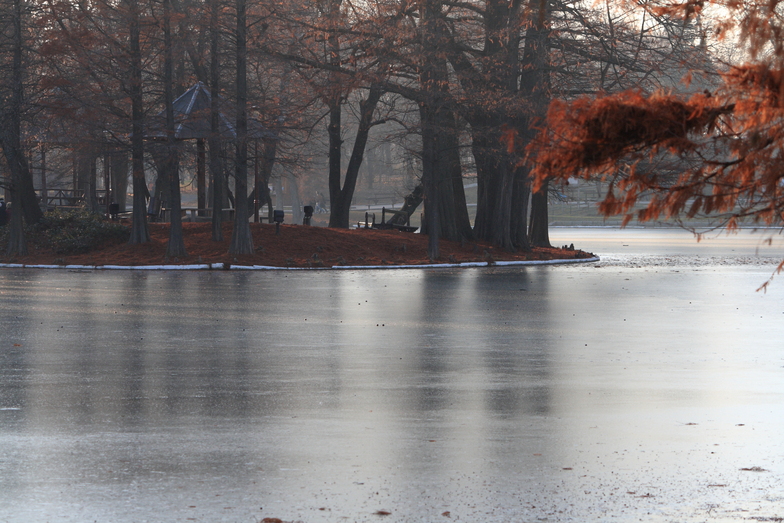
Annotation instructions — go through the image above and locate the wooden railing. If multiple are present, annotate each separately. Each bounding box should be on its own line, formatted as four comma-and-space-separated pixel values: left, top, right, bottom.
42, 189, 85, 209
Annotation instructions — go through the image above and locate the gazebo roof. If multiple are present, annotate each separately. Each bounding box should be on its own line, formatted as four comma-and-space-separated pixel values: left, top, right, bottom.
147, 82, 276, 141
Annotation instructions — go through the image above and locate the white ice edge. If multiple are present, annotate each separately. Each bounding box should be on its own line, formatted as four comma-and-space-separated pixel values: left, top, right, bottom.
0, 257, 600, 271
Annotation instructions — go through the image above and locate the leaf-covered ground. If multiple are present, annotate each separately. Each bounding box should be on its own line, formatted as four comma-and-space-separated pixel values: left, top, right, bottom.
0, 222, 594, 267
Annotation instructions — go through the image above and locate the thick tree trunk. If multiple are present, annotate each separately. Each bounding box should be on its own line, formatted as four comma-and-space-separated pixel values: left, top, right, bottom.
450, 0, 546, 251
16, 148, 43, 224
471, 130, 497, 240
2, 137, 28, 256
489, 158, 516, 251
1, 0, 41, 245
520, 0, 552, 249
419, 0, 442, 259
416, 1, 472, 245
528, 178, 551, 247
510, 165, 531, 250
229, 0, 253, 255
433, 105, 473, 242
418, 0, 478, 255
470, 117, 527, 250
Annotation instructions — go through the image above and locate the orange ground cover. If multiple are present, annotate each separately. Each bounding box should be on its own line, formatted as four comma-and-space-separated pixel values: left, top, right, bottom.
0, 222, 594, 267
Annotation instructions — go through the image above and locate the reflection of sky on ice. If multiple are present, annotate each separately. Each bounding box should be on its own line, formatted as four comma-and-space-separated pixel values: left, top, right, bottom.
1, 228, 783, 522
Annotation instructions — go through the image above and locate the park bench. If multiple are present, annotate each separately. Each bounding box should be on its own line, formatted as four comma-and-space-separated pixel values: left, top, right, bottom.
358, 207, 418, 233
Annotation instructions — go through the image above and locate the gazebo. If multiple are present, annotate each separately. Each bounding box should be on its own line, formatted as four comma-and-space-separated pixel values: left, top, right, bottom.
146, 81, 276, 220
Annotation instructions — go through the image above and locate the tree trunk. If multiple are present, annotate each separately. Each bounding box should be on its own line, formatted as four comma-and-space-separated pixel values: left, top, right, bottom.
326, 98, 344, 225
387, 183, 423, 226
520, 0, 552, 249
434, 104, 472, 242
163, 0, 187, 258
323, 0, 385, 229
288, 175, 303, 224
328, 85, 384, 228
450, 0, 543, 251
528, 178, 551, 247
74, 148, 96, 211
229, 0, 253, 255
128, 0, 150, 244
5, 181, 27, 256
489, 156, 516, 251
164, 150, 186, 257
471, 128, 498, 240
248, 139, 277, 221
110, 150, 129, 213
466, 118, 521, 252
196, 138, 206, 214
261, 138, 276, 222
16, 147, 43, 224
208, 0, 224, 241
417, 0, 471, 248
510, 164, 531, 250
149, 146, 172, 221
419, 0, 445, 259
420, 104, 440, 260
1, 0, 41, 245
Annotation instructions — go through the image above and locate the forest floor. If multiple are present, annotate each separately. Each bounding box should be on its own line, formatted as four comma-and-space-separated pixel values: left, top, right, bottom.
0, 222, 595, 268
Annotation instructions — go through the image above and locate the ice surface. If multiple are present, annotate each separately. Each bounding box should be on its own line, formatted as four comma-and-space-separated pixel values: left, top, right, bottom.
0, 228, 782, 522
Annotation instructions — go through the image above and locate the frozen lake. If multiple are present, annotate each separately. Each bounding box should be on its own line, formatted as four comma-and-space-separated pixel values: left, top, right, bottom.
1, 228, 783, 522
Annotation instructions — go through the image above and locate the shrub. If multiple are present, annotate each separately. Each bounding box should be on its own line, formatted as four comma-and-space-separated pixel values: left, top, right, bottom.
31, 208, 130, 254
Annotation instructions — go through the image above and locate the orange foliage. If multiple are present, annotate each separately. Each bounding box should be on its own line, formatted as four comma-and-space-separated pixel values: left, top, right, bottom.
726, 65, 784, 107
530, 71, 784, 231
531, 90, 727, 177
528, 0, 784, 240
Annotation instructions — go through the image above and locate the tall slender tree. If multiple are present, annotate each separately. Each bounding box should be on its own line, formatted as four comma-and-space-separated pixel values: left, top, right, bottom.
0, 0, 30, 254
521, 0, 552, 247
206, 0, 226, 241
1, 0, 43, 249
229, 0, 254, 254
127, 0, 150, 244
163, 0, 187, 257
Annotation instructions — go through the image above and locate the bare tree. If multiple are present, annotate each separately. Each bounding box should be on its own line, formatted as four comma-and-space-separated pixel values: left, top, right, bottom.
163, 0, 187, 257
229, 0, 254, 255
1, 0, 37, 254
127, 0, 151, 244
